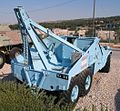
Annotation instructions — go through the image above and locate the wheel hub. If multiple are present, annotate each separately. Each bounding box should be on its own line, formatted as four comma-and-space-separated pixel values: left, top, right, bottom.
85, 75, 91, 90
71, 85, 79, 102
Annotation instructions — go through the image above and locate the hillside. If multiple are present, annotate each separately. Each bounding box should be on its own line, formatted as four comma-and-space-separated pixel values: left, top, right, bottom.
40, 16, 120, 31
9, 16, 120, 31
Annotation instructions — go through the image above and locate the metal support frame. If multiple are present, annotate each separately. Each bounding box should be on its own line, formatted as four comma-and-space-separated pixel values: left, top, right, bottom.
14, 6, 83, 70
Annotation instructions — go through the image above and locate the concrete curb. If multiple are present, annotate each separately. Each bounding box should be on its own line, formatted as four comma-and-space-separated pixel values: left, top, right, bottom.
100, 43, 120, 48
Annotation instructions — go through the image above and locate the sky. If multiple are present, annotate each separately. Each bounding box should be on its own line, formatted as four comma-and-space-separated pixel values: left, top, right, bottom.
0, 0, 120, 24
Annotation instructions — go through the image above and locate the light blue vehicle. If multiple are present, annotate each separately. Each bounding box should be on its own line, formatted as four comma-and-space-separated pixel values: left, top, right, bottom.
11, 6, 112, 103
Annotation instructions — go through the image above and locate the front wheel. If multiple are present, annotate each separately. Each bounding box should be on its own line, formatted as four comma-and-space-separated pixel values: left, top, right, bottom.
79, 69, 93, 96
99, 54, 111, 73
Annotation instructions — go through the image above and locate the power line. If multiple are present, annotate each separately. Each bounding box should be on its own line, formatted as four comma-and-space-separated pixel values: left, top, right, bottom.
0, 0, 79, 15
0, 11, 13, 15
28, 0, 79, 13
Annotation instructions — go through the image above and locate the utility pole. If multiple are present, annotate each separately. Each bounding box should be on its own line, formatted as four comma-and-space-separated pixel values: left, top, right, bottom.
107, 22, 112, 43
92, 0, 96, 37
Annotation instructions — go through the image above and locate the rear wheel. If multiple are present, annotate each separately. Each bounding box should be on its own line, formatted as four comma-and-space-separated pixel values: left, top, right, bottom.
16, 78, 23, 84
63, 76, 80, 104
70, 84, 79, 103
0, 51, 5, 69
9, 47, 22, 59
62, 69, 93, 104
79, 69, 93, 96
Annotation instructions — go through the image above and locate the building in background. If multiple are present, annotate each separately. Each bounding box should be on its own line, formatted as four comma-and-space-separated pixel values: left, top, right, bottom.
96, 30, 116, 40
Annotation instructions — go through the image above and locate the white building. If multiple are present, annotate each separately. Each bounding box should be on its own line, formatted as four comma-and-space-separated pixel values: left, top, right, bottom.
97, 30, 116, 40
77, 30, 88, 36
53, 28, 71, 36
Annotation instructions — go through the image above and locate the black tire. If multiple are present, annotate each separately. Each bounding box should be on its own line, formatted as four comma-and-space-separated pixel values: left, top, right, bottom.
16, 78, 23, 84
0, 51, 5, 69
79, 69, 93, 97
5, 53, 11, 64
9, 47, 22, 59
99, 54, 111, 73
63, 76, 81, 104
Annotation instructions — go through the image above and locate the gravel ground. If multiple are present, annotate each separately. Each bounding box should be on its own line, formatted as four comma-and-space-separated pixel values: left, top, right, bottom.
0, 64, 11, 78
0, 49, 120, 111
76, 49, 120, 111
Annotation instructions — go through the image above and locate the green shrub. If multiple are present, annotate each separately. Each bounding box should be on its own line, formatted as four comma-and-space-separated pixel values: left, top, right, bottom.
0, 81, 111, 111
0, 81, 73, 111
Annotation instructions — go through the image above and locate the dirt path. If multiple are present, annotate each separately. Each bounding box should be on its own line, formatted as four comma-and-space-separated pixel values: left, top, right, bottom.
0, 64, 11, 78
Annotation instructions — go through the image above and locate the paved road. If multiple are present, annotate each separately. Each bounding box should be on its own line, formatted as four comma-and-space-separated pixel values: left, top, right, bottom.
76, 49, 120, 111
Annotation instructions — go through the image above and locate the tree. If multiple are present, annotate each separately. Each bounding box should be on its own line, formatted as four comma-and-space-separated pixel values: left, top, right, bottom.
9, 24, 19, 30
85, 29, 94, 37
115, 29, 120, 43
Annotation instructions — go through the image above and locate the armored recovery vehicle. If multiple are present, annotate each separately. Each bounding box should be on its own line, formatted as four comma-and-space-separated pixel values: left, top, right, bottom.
11, 7, 112, 103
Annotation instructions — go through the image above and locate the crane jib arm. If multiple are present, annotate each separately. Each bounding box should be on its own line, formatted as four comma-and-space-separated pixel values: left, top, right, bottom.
14, 6, 83, 70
